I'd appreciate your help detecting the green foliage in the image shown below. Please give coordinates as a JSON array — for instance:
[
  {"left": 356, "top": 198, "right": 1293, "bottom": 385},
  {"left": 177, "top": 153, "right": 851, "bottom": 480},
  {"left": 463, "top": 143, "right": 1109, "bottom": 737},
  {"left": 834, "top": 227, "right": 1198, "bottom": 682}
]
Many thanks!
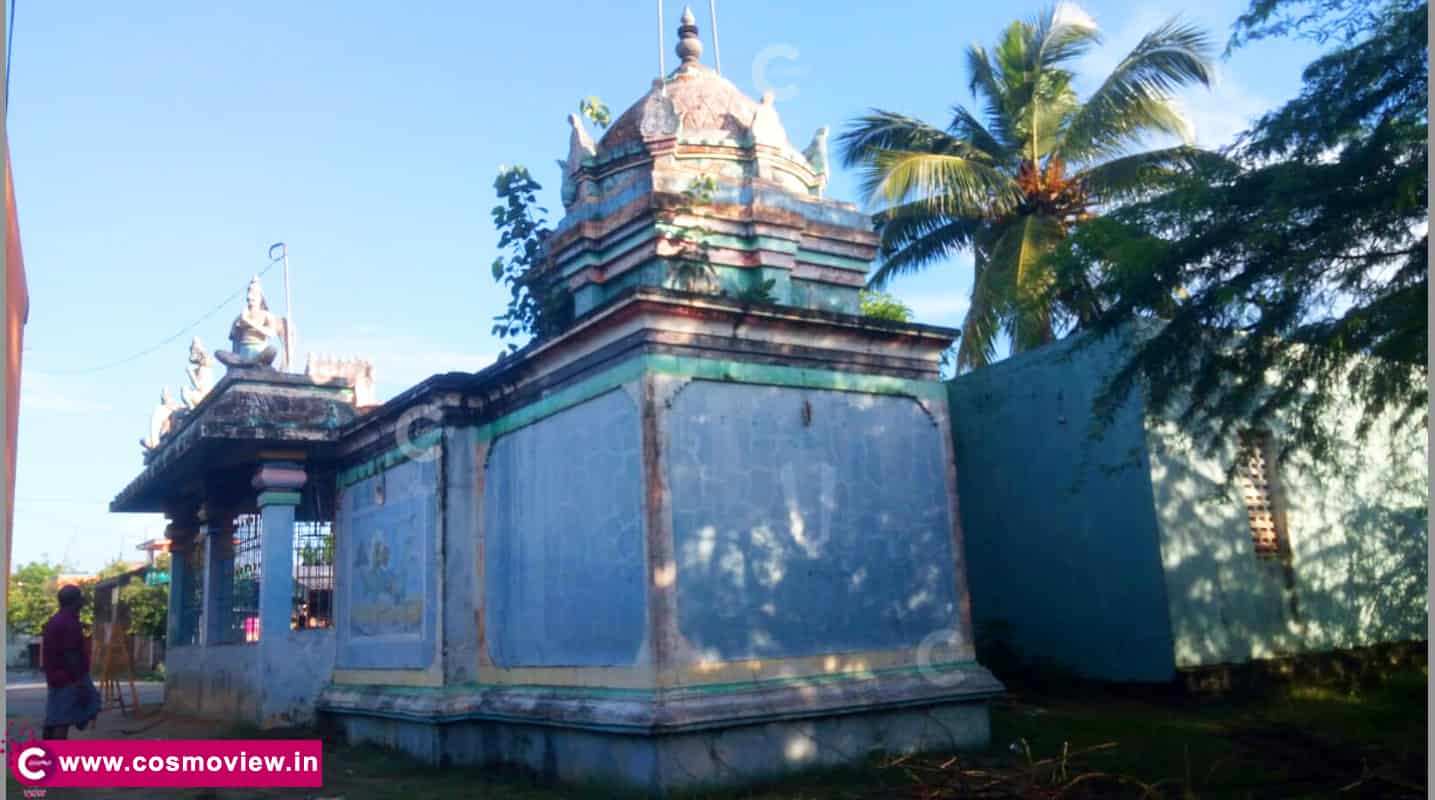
[
  {"left": 120, "top": 581, "right": 168, "bottom": 640},
  {"left": 858, "top": 290, "right": 913, "bottom": 322},
  {"left": 578, "top": 96, "right": 611, "bottom": 129},
  {"left": 732, "top": 278, "right": 778, "bottom": 306},
  {"left": 839, "top": 8, "right": 1219, "bottom": 371},
  {"left": 80, "top": 558, "right": 135, "bottom": 628},
  {"left": 7, "top": 561, "right": 60, "bottom": 636},
  {"left": 490, "top": 165, "right": 570, "bottom": 351},
  {"left": 1049, "top": 0, "right": 1427, "bottom": 461},
  {"left": 299, "top": 537, "right": 335, "bottom": 567},
  {"left": 1229, "top": 0, "right": 1405, "bottom": 48},
  {"left": 662, "top": 175, "right": 722, "bottom": 294}
]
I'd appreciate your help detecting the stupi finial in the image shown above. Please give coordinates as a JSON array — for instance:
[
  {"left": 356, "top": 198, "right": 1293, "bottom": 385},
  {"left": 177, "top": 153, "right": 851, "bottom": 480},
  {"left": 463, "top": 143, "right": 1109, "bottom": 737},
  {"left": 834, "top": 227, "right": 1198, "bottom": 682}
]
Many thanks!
[{"left": 676, "top": 6, "right": 703, "bottom": 65}]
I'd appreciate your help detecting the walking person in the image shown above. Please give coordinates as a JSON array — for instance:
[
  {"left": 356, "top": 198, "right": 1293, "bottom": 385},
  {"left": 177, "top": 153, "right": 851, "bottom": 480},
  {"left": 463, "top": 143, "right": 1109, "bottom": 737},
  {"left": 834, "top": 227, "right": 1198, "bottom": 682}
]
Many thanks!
[{"left": 41, "top": 585, "right": 101, "bottom": 739}]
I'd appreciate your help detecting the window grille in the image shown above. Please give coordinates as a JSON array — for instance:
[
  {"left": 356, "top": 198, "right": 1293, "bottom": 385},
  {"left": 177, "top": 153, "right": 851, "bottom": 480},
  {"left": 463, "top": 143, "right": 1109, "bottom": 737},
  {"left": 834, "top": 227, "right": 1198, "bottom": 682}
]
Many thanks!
[
  {"left": 1238, "top": 431, "right": 1283, "bottom": 555},
  {"left": 229, "top": 513, "right": 263, "bottom": 643},
  {"left": 293, "top": 522, "right": 335, "bottom": 629}
]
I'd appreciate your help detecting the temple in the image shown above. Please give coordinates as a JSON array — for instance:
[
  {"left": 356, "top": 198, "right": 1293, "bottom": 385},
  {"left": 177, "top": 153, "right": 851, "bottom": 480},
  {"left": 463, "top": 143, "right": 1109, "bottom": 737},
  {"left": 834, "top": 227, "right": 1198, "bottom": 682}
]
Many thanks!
[{"left": 111, "top": 9, "right": 1000, "bottom": 791}]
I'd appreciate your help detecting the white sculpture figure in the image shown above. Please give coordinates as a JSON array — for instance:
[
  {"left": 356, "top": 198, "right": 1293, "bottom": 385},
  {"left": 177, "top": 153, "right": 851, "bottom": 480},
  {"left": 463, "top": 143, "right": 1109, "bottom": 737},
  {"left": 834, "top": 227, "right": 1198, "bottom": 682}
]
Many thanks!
[
  {"left": 215, "top": 276, "right": 289, "bottom": 370},
  {"left": 749, "top": 91, "right": 786, "bottom": 145},
  {"left": 141, "top": 388, "right": 184, "bottom": 453},
  {"left": 182, "top": 336, "right": 216, "bottom": 408},
  {"left": 558, "top": 113, "right": 598, "bottom": 207},
  {"left": 803, "top": 126, "right": 830, "bottom": 196},
  {"left": 306, "top": 354, "right": 377, "bottom": 408}
]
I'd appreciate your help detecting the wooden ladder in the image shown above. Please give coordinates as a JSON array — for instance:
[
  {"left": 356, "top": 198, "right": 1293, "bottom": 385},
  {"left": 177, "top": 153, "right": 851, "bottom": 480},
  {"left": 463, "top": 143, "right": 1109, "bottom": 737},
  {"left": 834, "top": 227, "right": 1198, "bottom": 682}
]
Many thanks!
[{"left": 93, "top": 622, "right": 141, "bottom": 717}]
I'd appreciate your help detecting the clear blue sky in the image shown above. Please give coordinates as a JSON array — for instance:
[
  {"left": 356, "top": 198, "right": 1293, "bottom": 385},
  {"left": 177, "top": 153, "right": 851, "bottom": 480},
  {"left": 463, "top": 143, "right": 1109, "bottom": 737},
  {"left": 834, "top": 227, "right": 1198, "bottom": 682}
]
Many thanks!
[{"left": 9, "top": 1, "right": 1322, "bottom": 571}]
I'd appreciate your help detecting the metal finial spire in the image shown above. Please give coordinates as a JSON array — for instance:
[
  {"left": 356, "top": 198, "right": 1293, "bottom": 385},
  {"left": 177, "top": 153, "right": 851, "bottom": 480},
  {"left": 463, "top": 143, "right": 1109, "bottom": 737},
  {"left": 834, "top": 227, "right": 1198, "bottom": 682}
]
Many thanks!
[
  {"left": 709, "top": 0, "right": 723, "bottom": 75},
  {"left": 676, "top": 6, "right": 702, "bottom": 65}
]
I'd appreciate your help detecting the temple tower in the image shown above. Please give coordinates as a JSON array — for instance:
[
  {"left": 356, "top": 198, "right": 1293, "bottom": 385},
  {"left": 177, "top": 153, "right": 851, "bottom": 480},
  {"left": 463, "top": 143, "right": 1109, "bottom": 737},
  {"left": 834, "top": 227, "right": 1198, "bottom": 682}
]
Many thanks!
[
  {"left": 550, "top": 7, "right": 863, "bottom": 319},
  {"left": 332, "top": 12, "right": 999, "bottom": 788}
]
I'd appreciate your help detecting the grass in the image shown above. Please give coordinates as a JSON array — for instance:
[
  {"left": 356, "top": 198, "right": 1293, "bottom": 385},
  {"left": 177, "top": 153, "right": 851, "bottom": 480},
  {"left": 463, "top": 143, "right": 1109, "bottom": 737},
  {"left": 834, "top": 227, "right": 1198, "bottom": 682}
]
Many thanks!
[{"left": 9, "top": 666, "right": 1426, "bottom": 799}]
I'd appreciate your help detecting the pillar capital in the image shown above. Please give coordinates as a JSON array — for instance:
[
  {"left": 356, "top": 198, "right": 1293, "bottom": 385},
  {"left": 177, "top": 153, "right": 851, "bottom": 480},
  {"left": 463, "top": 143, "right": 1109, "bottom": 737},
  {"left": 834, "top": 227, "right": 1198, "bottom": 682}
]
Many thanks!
[
  {"left": 163, "top": 524, "right": 193, "bottom": 550},
  {"left": 201, "top": 514, "right": 234, "bottom": 537},
  {"left": 257, "top": 490, "right": 303, "bottom": 508},
  {"left": 254, "top": 461, "right": 307, "bottom": 507},
  {"left": 164, "top": 519, "right": 193, "bottom": 537}
]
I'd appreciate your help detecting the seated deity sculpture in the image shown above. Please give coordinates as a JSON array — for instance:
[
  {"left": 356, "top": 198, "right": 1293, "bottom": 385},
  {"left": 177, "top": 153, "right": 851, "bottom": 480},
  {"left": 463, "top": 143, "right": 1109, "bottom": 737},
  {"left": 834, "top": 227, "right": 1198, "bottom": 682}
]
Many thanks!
[
  {"left": 215, "top": 276, "right": 288, "bottom": 370},
  {"left": 140, "top": 388, "right": 183, "bottom": 453},
  {"left": 182, "top": 336, "right": 216, "bottom": 408}
]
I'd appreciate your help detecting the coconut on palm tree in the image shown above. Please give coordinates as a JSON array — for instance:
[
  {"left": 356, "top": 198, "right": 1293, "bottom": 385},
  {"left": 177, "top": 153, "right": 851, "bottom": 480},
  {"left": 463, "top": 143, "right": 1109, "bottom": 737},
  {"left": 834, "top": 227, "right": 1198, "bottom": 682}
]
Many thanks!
[{"left": 839, "top": 4, "right": 1219, "bottom": 370}]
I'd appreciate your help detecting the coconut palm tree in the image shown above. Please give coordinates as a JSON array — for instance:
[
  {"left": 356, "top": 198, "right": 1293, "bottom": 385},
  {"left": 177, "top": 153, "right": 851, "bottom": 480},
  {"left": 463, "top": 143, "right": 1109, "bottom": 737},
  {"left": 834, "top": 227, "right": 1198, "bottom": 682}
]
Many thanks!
[{"left": 839, "top": 5, "right": 1219, "bottom": 370}]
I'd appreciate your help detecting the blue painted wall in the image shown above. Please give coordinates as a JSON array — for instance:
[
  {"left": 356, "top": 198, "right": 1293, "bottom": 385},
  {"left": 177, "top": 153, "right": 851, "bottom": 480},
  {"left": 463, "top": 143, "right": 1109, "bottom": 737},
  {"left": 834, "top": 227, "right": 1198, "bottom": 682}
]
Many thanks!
[
  {"left": 165, "top": 643, "right": 261, "bottom": 722},
  {"left": 1146, "top": 377, "right": 1429, "bottom": 668},
  {"left": 336, "top": 456, "right": 440, "bottom": 669},
  {"left": 260, "top": 629, "right": 336, "bottom": 725},
  {"left": 666, "top": 381, "right": 959, "bottom": 661},
  {"left": 947, "top": 333, "right": 1178, "bottom": 681},
  {"left": 483, "top": 388, "right": 648, "bottom": 667}
]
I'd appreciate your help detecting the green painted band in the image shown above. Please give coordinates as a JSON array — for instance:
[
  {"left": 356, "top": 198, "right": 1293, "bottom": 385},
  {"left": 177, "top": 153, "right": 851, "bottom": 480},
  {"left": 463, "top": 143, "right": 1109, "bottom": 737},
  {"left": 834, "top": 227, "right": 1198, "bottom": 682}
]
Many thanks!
[
  {"left": 467, "top": 354, "right": 939, "bottom": 444},
  {"left": 557, "top": 227, "right": 657, "bottom": 275},
  {"left": 557, "top": 228, "right": 808, "bottom": 280},
  {"left": 471, "top": 358, "right": 646, "bottom": 444},
  {"left": 644, "top": 354, "right": 945, "bottom": 402},
  {"left": 325, "top": 660, "right": 984, "bottom": 701},
  {"left": 341, "top": 353, "right": 940, "bottom": 488},
  {"left": 257, "top": 490, "right": 303, "bottom": 507},
  {"left": 337, "top": 428, "right": 443, "bottom": 490},
  {"left": 795, "top": 248, "right": 870, "bottom": 272}
]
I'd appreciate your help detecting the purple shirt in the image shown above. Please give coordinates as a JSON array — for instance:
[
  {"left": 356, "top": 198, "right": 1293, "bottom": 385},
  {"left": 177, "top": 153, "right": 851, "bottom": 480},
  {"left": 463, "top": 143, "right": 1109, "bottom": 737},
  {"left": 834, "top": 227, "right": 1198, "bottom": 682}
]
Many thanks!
[{"left": 41, "top": 608, "right": 89, "bottom": 688}]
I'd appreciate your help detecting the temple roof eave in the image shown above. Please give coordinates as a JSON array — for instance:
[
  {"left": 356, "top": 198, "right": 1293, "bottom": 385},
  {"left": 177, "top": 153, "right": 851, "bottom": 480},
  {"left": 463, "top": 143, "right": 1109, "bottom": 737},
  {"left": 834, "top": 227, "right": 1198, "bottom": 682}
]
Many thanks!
[{"left": 111, "top": 373, "right": 361, "bottom": 515}]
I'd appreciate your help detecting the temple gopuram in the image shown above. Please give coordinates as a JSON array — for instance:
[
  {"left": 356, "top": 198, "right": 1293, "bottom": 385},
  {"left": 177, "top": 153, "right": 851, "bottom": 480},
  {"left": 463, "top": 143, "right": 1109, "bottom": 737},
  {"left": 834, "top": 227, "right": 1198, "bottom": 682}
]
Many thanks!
[{"left": 112, "top": 9, "right": 1001, "bottom": 791}]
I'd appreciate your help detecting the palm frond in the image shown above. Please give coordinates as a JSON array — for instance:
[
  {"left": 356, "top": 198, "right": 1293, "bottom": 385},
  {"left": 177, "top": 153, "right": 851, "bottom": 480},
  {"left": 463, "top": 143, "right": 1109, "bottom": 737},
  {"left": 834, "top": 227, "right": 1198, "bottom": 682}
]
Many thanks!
[
  {"left": 992, "top": 7, "right": 1100, "bottom": 163},
  {"left": 837, "top": 111, "right": 964, "bottom": 169},
  {"left": 1060, "top": 17, "right": 1216, "bottom": 163},
  {"left": 867, "top": 151, "right": 1019, "bottom": 218},
  {"left": 867, "top": 149, "right": 1018, "bottom": 215},
  {"left": 965, "top": 44, "right": 1017, "bottom": 146},
  {"left": 957, "top": 247, "right": 1007, "bottom": 371},
  {"left": 1075, "top": 145, "right": 1235, "bottom": 204},
  {"left": 948, "top": 104, "right": 1017, "bottom": 164},
  {"left": 1030, "top": 4, "right": 1102, "bottom": 72},
  {"left": 988, "top": 214, "right": 1064, "bottom": 351},
  {"left": 867, "top": 207, "right": 986, "bottom": 290}
]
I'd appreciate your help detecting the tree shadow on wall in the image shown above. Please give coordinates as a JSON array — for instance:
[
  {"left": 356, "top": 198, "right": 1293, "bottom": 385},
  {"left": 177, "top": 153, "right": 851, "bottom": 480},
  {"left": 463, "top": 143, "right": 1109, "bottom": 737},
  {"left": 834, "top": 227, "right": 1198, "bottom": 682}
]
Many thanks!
[
  {"left": 666, "top": 383, "right": 964, "bottom": 668},
  {"left": 1150, "top": 410, "right": 1427, "bottom": 672}
]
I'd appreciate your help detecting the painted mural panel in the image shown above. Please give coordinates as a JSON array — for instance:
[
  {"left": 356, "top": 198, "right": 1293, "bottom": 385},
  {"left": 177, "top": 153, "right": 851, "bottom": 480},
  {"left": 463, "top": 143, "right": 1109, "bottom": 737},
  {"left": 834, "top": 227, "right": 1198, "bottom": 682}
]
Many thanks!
[
  {"left": 336, "top": 456, "right": 439, "bottom": 669},
  {"left": 483, "top": 388, "right": 647, "bottom": 667},
  {"left": 667, "top": 381, "right": 959, "bottom": 661}
]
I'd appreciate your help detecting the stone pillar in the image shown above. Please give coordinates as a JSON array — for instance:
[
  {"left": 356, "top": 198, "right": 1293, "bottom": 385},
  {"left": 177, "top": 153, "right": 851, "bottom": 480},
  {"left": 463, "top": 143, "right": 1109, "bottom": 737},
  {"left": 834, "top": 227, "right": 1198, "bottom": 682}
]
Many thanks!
[
  {"left": 163, "top": 518, "right": 197, "bottom": 647},
  {"left": 165, "top": 544, "right": 186, "bottom": 646},
  {"left": 639, "top": 373, "right": 687, "bottom": 671},
  {"left": 253, "top": 461, "right": 306, "bottom": 728},
  {"left": 200, "top": 514, "right": 234, "bottom": 646},
  {"left": 253, "top": 462, "right": 306, "bottom": 643}
]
